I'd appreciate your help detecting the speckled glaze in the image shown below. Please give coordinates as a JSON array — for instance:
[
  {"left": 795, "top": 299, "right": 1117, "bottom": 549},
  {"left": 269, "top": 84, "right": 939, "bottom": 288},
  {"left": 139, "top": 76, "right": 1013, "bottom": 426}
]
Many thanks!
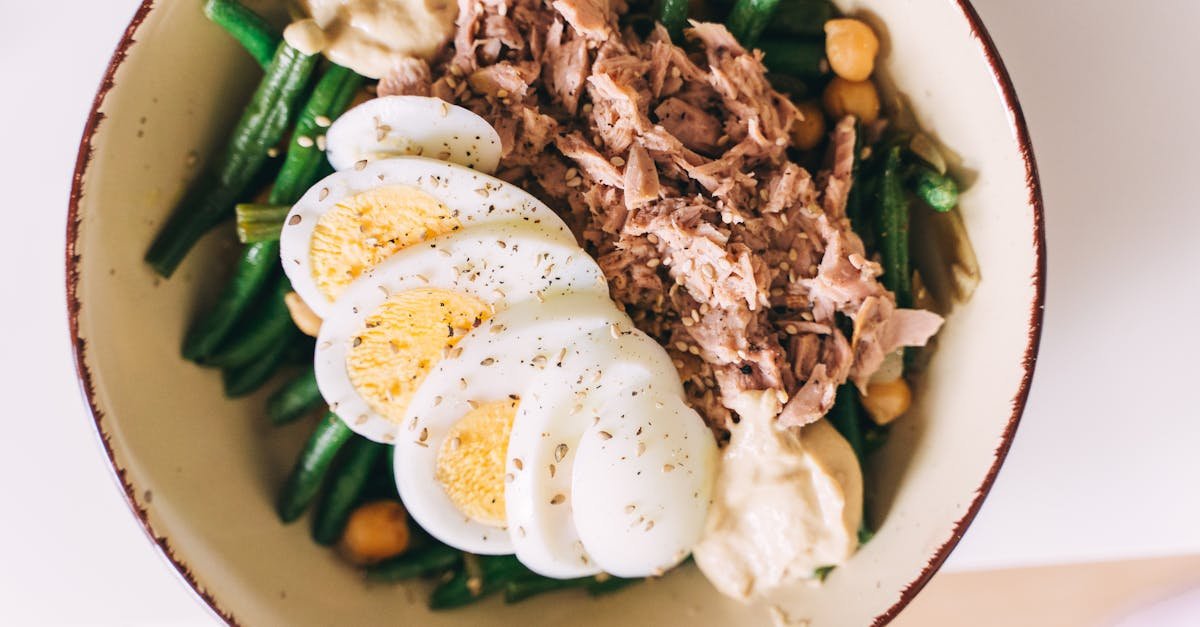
[{"left": 66, "top": 1, "right": 1044, "bottom": 624}]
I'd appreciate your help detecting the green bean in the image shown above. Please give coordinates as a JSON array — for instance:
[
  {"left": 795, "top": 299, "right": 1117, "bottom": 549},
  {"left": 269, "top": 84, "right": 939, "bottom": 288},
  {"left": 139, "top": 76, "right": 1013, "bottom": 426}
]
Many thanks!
[
  {"left": 203, "top": 0, "right": 280, "bottom": 70},
  {"left": 429, "top": 555, "right": 528, "bottom": 609},
  {"left": 312, "top": 438, "right": 386, "bottom": 545},
  {"left": 202, "top": 274, "right": 293, "bottom": 369},
  {"left": 504, "top": 575, "right": 592, "bottom": 604},
  {"left": 270, "top": 64, "right": 365, "bottom": 205},
  {"left": 828, "top": 384, "right": 865, "bottom": 464},
  {"left": 654, "top": 0, "right": 689, "bottom": 41},
  {"left": 765, "top": 0, "right": 835, "bottom": 37},
  {"left": 367, "top": 543, "right": 463, "bottom": 582},
  {"left": 276, "top": 412, "right": 355, "bottom": 522},
  {"left": 908, "top": 164, "right": 959, "bottom": 212},
  {"left": 182, "top": 241, "right": 280, "bottom": 361},
  {"left": 766, "top": 73, "right": 811, "bottom": 99},
  {"left": 182, "top": 64, "right": 361, "bottom": 358},
  {"left": 235, "top": 203, "right": 290, "bottom": 243},
  {"left": 844, "top": 123, "right": 869, "bottom": 236},
  {"left": 222, "top": 328, "right": 295, "bottom": 397},
  {"left": 757, "top": 37, "right": 826, "bottom": 79},
  {"left": 145, "top": 43, "right": 318, "bottom": 278},
  {"left": 726, "top": 0, "right": 782, "bottom": 47},
  {"left": 876, "top": 145, "right": 912, "bottom": 307},
  {"left": 267, "top": 365, "right": 322, "bottom": 425},
  {"left": 827, "top": 385, "right": 875, "bottom": 546},
  {"left": 587, "top": 574, "right": 640, "bottom": 596}
]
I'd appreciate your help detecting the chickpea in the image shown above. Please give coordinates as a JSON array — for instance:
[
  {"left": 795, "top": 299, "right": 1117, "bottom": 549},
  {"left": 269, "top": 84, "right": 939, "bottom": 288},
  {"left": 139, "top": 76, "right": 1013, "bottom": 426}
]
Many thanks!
[
  {"left": 789, "top": 101, "right": 827, "bottom": 151},
  {"left": 339, "top": 500, "right": 411, "bottom": 565},
  {"left": 284, "top": 292, "right": 322, "bottom": 337},
  {"left": 862, "top": 378, "right": 912, "bottom": 425},
  {"left": 824, "top": 18, "right": 880, "bottom": 82},
  {"left": 822, "top": 77, "right": 881, "bottom": 124}
]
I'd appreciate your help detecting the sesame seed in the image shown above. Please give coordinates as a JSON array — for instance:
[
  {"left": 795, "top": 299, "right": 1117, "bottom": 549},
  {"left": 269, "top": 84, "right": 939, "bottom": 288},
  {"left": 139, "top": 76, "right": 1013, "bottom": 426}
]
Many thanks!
[
  {"left": 610, "top": 323, "right": 621, "bottom": 339},
  {"left": 267, "top": 147, "right": 279, "bottom": 158},
  {"left": 480, "top": 357, "right": 495, "bottom": 366},
  {"left": 550, "top": 494, "right": 566, "bottom": 505},
  {"left": 674, "top": 341, "right": 688, "bottom": 352},
  {"left": 418, "top": 428, "right": 429, "bottom": 442},
  {"left": 785, "top": 324, "right": 798, "bottom": 335},
  {"left": 296, "top": 135, "right": 314, "bottom": 148},
  {"left": 555, "top": 443, "right": 568, "bottom": 462},
  {"left": 314, "top": 115, "right": 332, "bottom": 127},
  {"left": 610, "top": 156, "right": 625, "bottom": 166},
  {"left": 636, "top": 442, "right": 646, "bottom": 457},
  {"left": 354, "top": 160, "right": 368, "bottom": 170},
  {"left": 505, "top": 473, "right": 514, "bottom": 483},
  {"left": 647, "top": 258, "right": 661, "bottom": 268},
  {"left": 662, "top": 464, "right": 675, "bottom": 472},
  {"left": 513, "top": 458, "right": 524, "bottom": 470},
  {"left": 565, "top": 177, "right": 583, "bottom": 188},
  {"left": 624, "top": 504, "right": 636, "bottom": 513}
]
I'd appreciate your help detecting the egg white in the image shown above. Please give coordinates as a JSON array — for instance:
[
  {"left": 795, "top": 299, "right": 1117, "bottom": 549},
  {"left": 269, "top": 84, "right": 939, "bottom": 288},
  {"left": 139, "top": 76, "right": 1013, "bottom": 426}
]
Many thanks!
[
  {"left": 325, "top": 96, "right": 503, "bottom": 174},
  {"left": 280, "top": 157, "right": 576, "bottom": 318},
  {"left": 313, "top": 222, "right": 609, "bottom": 445},
  {"left": 571, "top": 390, "right": 718, "bottom": 578},
  {"left": 393, "top": 294, "right": 630, "bottom": 555},
  {"left": 504, "top": 326, "right": 684, "bottom": 577}
]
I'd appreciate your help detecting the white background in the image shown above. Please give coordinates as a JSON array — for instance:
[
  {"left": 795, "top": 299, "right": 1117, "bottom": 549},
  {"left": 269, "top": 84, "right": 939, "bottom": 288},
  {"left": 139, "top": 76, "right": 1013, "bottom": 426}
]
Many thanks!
[{"left": 0, "top": 0, "right": 1196, "bottom": 624}]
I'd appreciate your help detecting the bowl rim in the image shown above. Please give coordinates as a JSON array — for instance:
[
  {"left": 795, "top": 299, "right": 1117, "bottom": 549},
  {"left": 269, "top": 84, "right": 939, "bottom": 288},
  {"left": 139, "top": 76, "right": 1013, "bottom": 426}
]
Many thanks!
[{"left": 64, "top": 1, "right": 1046, "bottom": 624}]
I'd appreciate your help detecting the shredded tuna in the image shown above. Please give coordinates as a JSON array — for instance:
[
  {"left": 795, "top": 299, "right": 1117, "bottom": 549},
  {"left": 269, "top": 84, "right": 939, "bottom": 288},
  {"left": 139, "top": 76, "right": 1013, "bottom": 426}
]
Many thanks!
[
  {"left": 416, "top": 0, "right": 943, "bottom": 436},
  {"left": 378, "top": 58, "right": 432, "bottom": 97}
]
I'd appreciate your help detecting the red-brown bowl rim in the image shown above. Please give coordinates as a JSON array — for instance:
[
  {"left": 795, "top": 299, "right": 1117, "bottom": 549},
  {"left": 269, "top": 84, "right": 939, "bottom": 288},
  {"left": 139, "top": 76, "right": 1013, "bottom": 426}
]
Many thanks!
[{"left": 65, "top": 1, "right": 1046, "bottom": 624}]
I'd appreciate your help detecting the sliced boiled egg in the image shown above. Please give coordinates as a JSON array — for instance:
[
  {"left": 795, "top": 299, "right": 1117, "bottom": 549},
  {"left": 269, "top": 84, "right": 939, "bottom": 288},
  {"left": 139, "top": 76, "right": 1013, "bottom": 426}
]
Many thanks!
[
  {"left": 281, "top": 157, "right": 575, "bottom": 318},
  {"left": 504, "top": 327, "right": 684, "bottom": 578},
  {"left": 393, "top": 294, "right": 632, "bottom": 555},
  {"left": 571, "top": 390, "right": 718, "bottom": 578},
  {"left": 325, "top": 96, "right": 502, "bottom": 174},
  {"left": 313, "top": 222, "right": 609, "bottom": 444}
]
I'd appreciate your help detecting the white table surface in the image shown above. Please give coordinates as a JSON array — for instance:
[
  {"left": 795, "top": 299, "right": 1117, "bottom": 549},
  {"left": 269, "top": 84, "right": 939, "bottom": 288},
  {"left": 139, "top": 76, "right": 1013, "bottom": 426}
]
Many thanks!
[{"left": 1, "top": 0, "right": 1196, "bottom": 624}]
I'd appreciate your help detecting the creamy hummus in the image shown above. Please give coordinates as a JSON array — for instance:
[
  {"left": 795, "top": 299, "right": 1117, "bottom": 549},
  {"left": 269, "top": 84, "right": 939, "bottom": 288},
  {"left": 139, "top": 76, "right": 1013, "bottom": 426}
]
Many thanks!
[
  {"left": 693, "top": 391, "right": 863, "bottom": 600},
  {"left": 296, "top": 0, "right": 458, "bottom": 79}
]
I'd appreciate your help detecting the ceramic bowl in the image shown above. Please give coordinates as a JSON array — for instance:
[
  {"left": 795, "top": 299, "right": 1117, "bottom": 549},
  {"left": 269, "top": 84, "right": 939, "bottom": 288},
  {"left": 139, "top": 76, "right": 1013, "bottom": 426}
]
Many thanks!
[{"left": 67, "top": 0, "right": 1044, "bottom": 624}]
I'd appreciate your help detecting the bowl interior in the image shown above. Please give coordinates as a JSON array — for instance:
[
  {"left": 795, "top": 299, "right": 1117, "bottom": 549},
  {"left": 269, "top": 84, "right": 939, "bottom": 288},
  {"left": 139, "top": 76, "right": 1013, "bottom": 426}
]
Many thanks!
[{"left": 69, "top": 1, "right": 1041, "bottom": 624}]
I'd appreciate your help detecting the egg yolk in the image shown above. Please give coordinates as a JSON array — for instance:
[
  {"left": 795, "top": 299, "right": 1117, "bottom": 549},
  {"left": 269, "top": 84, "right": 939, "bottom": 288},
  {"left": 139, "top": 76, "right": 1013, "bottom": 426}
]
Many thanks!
[
  {"left": 435, "top": 398, "right": 519, "bottom": 527},
  {"left": 310, "top": 185, "right": 461, "bottom": 302},
  {"left": 346, "top": 288, "right": 490, "bottom": 423}
]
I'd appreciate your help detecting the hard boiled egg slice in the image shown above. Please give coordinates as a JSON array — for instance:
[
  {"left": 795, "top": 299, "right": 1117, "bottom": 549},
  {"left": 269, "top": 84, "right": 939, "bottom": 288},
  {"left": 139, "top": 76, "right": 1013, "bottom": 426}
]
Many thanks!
[
  {"left": 314, "top": 222, "right": 608, "bottom": 444},
  {"left": 325, "top": 96, "right": 502, "bottom": 173},
  {"left": 571, "top": 390, "right": 718, "bottom": 578},
  {"left": 504, "top": 326, "right": 684, "bottom": 578},
  {"left": 281, "top": 157, "right": 574, "bottom": 318},
  {"left": 393, "top": 294, "right": 630, "bottom": 555}
]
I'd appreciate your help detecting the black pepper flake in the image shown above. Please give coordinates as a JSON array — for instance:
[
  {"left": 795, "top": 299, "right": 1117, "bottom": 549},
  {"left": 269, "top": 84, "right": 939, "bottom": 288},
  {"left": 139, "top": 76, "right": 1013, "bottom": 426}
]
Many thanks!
[{"left": 740, "top": 364, "right": 753, "bottom": 375}]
